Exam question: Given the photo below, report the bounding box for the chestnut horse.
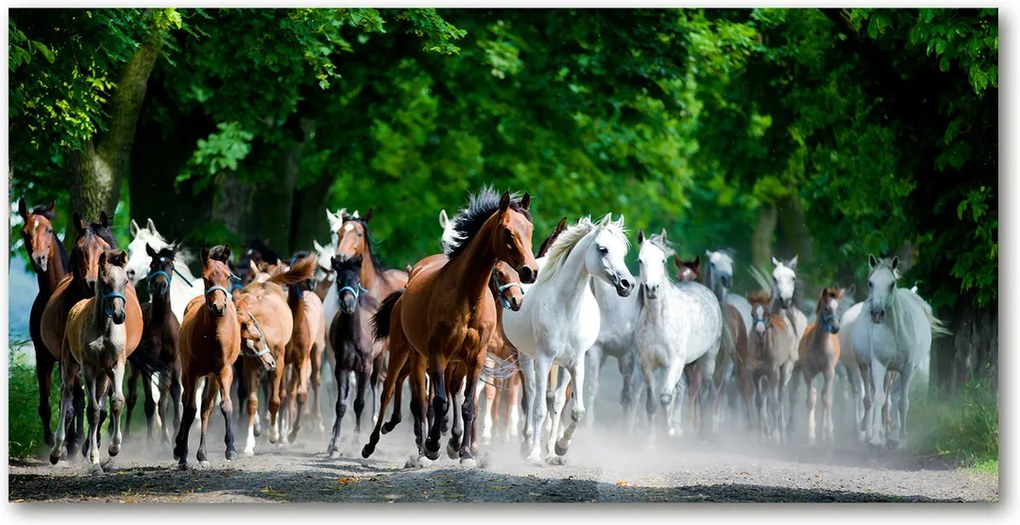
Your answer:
[363,189,538,467]
[797,287,843,445]
[17,199,69,447]
[49,250,133,472]
[237,256,316,455]
[745,291,798,442]
[279,252,327,443]
[41,211,143,457]
[174,246,275,469]
[126,244,182,445]
[333,209,409,304]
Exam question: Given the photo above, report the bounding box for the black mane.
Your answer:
[447,187,531,260]
[244,239,280,265]
[69,219,118,275]
[30,205,55,219]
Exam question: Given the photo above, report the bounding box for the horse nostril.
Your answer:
[620,278,631,289]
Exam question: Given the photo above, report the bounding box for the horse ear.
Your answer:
[330,256,339,269]
[891,256,899,271]
[250,260,260,274]
[771,255,780,267]
[520,192,531,211]
[363,209,373,222]
[788,255,798,269]
[47,202,56,214]
[600,213,612,227]
[672,255,683,270]
[694,255,701,269]
[847,283,856,297]
[313,239,324,252]
[73,211,86,234]
[221,245,232,262]
[99,211,110,228]
[109,250,128,267]
[17,198,28,220]
[557,217,567,233]
[498,191,511,212]
[868,254,878,270]
[98,250,108,268]
[705,249,712,257]
[637,229,645,244]
[438,209,448,228]
[130,219,140,236]
[145,243,157,258]
[146,218,156,233]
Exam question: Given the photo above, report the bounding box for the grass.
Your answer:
[8,342,59,459]
[909,376,999,473]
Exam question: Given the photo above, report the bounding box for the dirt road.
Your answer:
[7,421,997,503]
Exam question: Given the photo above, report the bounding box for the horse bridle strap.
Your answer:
[102,291,126,317]
[753,316,771,339]
[820,311,836,332]
[490,273,524,310]
[148,270,172,284]
[337,283,370,303]
[205,286,231,308]
[242,312,271,358]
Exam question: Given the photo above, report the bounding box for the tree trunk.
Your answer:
[775,193,814,268]
[69,30,163,226]
[751,202,777,270]
[931,302,998,400]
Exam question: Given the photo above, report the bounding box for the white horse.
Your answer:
[583,275,643,432]
[126,219,202,324]
[503,214,635,465]
[635,231,722,441]
[704,249,752,329]
[847,255,949,448]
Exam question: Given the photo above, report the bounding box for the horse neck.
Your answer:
[38,235,69,294]
[288,286,306,321]
[151,288,173,324]
[545,235,596,315]
[358,241,385,296]
[446,221,502,304]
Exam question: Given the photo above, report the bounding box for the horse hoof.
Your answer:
[288,432,298,444]
[102,460,120,473]
[446,440,460,460]
[329,450,342,459]
[44,433,54,447]
[404,455,425,469]
[242,449,255,457]
[527,455,544,467]
[886,439,899,450]
[90,464,104,476]
[226,450,239,461]
[199,460,211,468]
[108,443,121,457]
[177,462,188,471]
[253,427,262,438]
[545,456,566,466]
[361,444,375,458]
[424,448,440,461]
[460,457,477,468]
[554,440,569,456]
[49,452,60,465]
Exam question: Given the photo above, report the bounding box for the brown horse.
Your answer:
[278,253,327,444]
[18,199,69,447]
[49,249,132,472]
[745,291,798,442]
[237,256,316,455]
[125,243,182,445]
[364,190,538,467]
[174,246,272,469]
[333,209,409,303]
[41,211,143,457]
[797,287,844,445]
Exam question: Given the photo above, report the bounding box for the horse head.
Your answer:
[18,198,57,273]
[637,228,673,300]
[867,254,900,324]
[236,305,277,372]
[816,287,845,334]
[747,290,773,339]
[491,260,525,311]
[146,242,177,299]
[97,249,129,325]
[332,255,365,315]
[126,218,167,283]
[675,255,701,283]
[492,191,539,284]
[706,249,735,291]
[72,211,115,293]
[201,245,233,317]
[771,255,799,309]
[587,214,635,297]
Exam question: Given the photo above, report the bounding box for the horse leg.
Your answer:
[822,366,836,444]
[526,356,551,464]
[424,350,450,460]
[447,370,464,459]
[859,361,874,442]
[243,363,260,456]
[458,356,485,466]
[382,366,406,434]
[310,340,324,433]
[778,361,795,445]
[371,353,384,424]
[619,350,639,434]
[124,363,139,440]
[353,367,369,437]
[49,359,79,464]
[546,369,570,457]
[171,365,183,439]
[107,358,126,459]
[505,375,521,441]
[173,374,198,469]
[268,351,285,445]
[327,365,351,458]
[867,360,888,447]
[640,361,660,446]
[157,371,172,445]
[556,357,588,457]
[218,367,238,460]
[196,377,217,466]
[480,366,496,445]
[518,358,537,458]
[362,338,409,458]
[664,358,685,437]
[85,370,106,470]
[409,353,432,463]
[737,362,754,431]
[805,371,817,446]
[890,368,914,449]
[143,371,158,444]
[582,345,602,432]
[233,360,247,427]
[69,375,86,457]
[35,338,57,447]
[287,351,312,444]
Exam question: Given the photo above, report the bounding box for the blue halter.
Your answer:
[205,285,230,311]
[752,315,770,340]
[491,273,524,310]
[337,282,370,305]
[173,267,194,287]
[102,291,126,318]
[820,311,837,334]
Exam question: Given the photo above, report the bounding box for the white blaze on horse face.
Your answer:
[772,262,797,302]
[754,304,766,335]
[343,223,354,233]
[868,265,897,312]
[126,225,169,283]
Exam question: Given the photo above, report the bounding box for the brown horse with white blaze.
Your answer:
[363,189,538,467]
[797,287,844,445]
[333,209,409,303]
[18,198,69,447]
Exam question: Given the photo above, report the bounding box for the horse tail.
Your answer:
[268,255,316,287]
[926,305,953,338]
[372,290,404,342]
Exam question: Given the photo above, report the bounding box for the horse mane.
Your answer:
[345,217,391,277]
[647,233,675,258]
[245,239,280,265]
[534,216,601,285]
[69,219,118,275]
[267,256,316,287]
[29,205,55,219]
[747,290,771,306]
[445,186,531,260]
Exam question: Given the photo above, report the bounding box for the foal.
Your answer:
[50,250,132,472]
[126,243,182,445]
[745,291,798,443]
[798,287,843,445]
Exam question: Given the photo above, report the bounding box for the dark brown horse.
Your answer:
[333,210,409,303]
[364,190,538,467]
[41,211,143,456]
[174,246,270,469]
[126,243,182,445]
[17,199,69,447]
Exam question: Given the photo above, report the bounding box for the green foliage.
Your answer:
[176,122,255,191]
[910,377,999,468]
[8,343,58,459]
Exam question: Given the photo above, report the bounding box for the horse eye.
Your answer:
[598,246,608,255]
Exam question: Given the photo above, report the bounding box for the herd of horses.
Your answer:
[15,188,951,473]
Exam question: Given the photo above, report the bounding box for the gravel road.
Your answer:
[7,416,997,503]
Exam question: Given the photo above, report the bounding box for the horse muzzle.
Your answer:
[517,265,538,284]
[614,277,635,298]
[111,311,126,325]
[720,275,732,289]
[260,352,277,372]
[871,310,885,324]
[340,296,358,315]
[644,285,660,300]
[828,325,840,335]
[32,254,48,272]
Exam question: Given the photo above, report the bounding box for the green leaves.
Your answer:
[176,122,254,191]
